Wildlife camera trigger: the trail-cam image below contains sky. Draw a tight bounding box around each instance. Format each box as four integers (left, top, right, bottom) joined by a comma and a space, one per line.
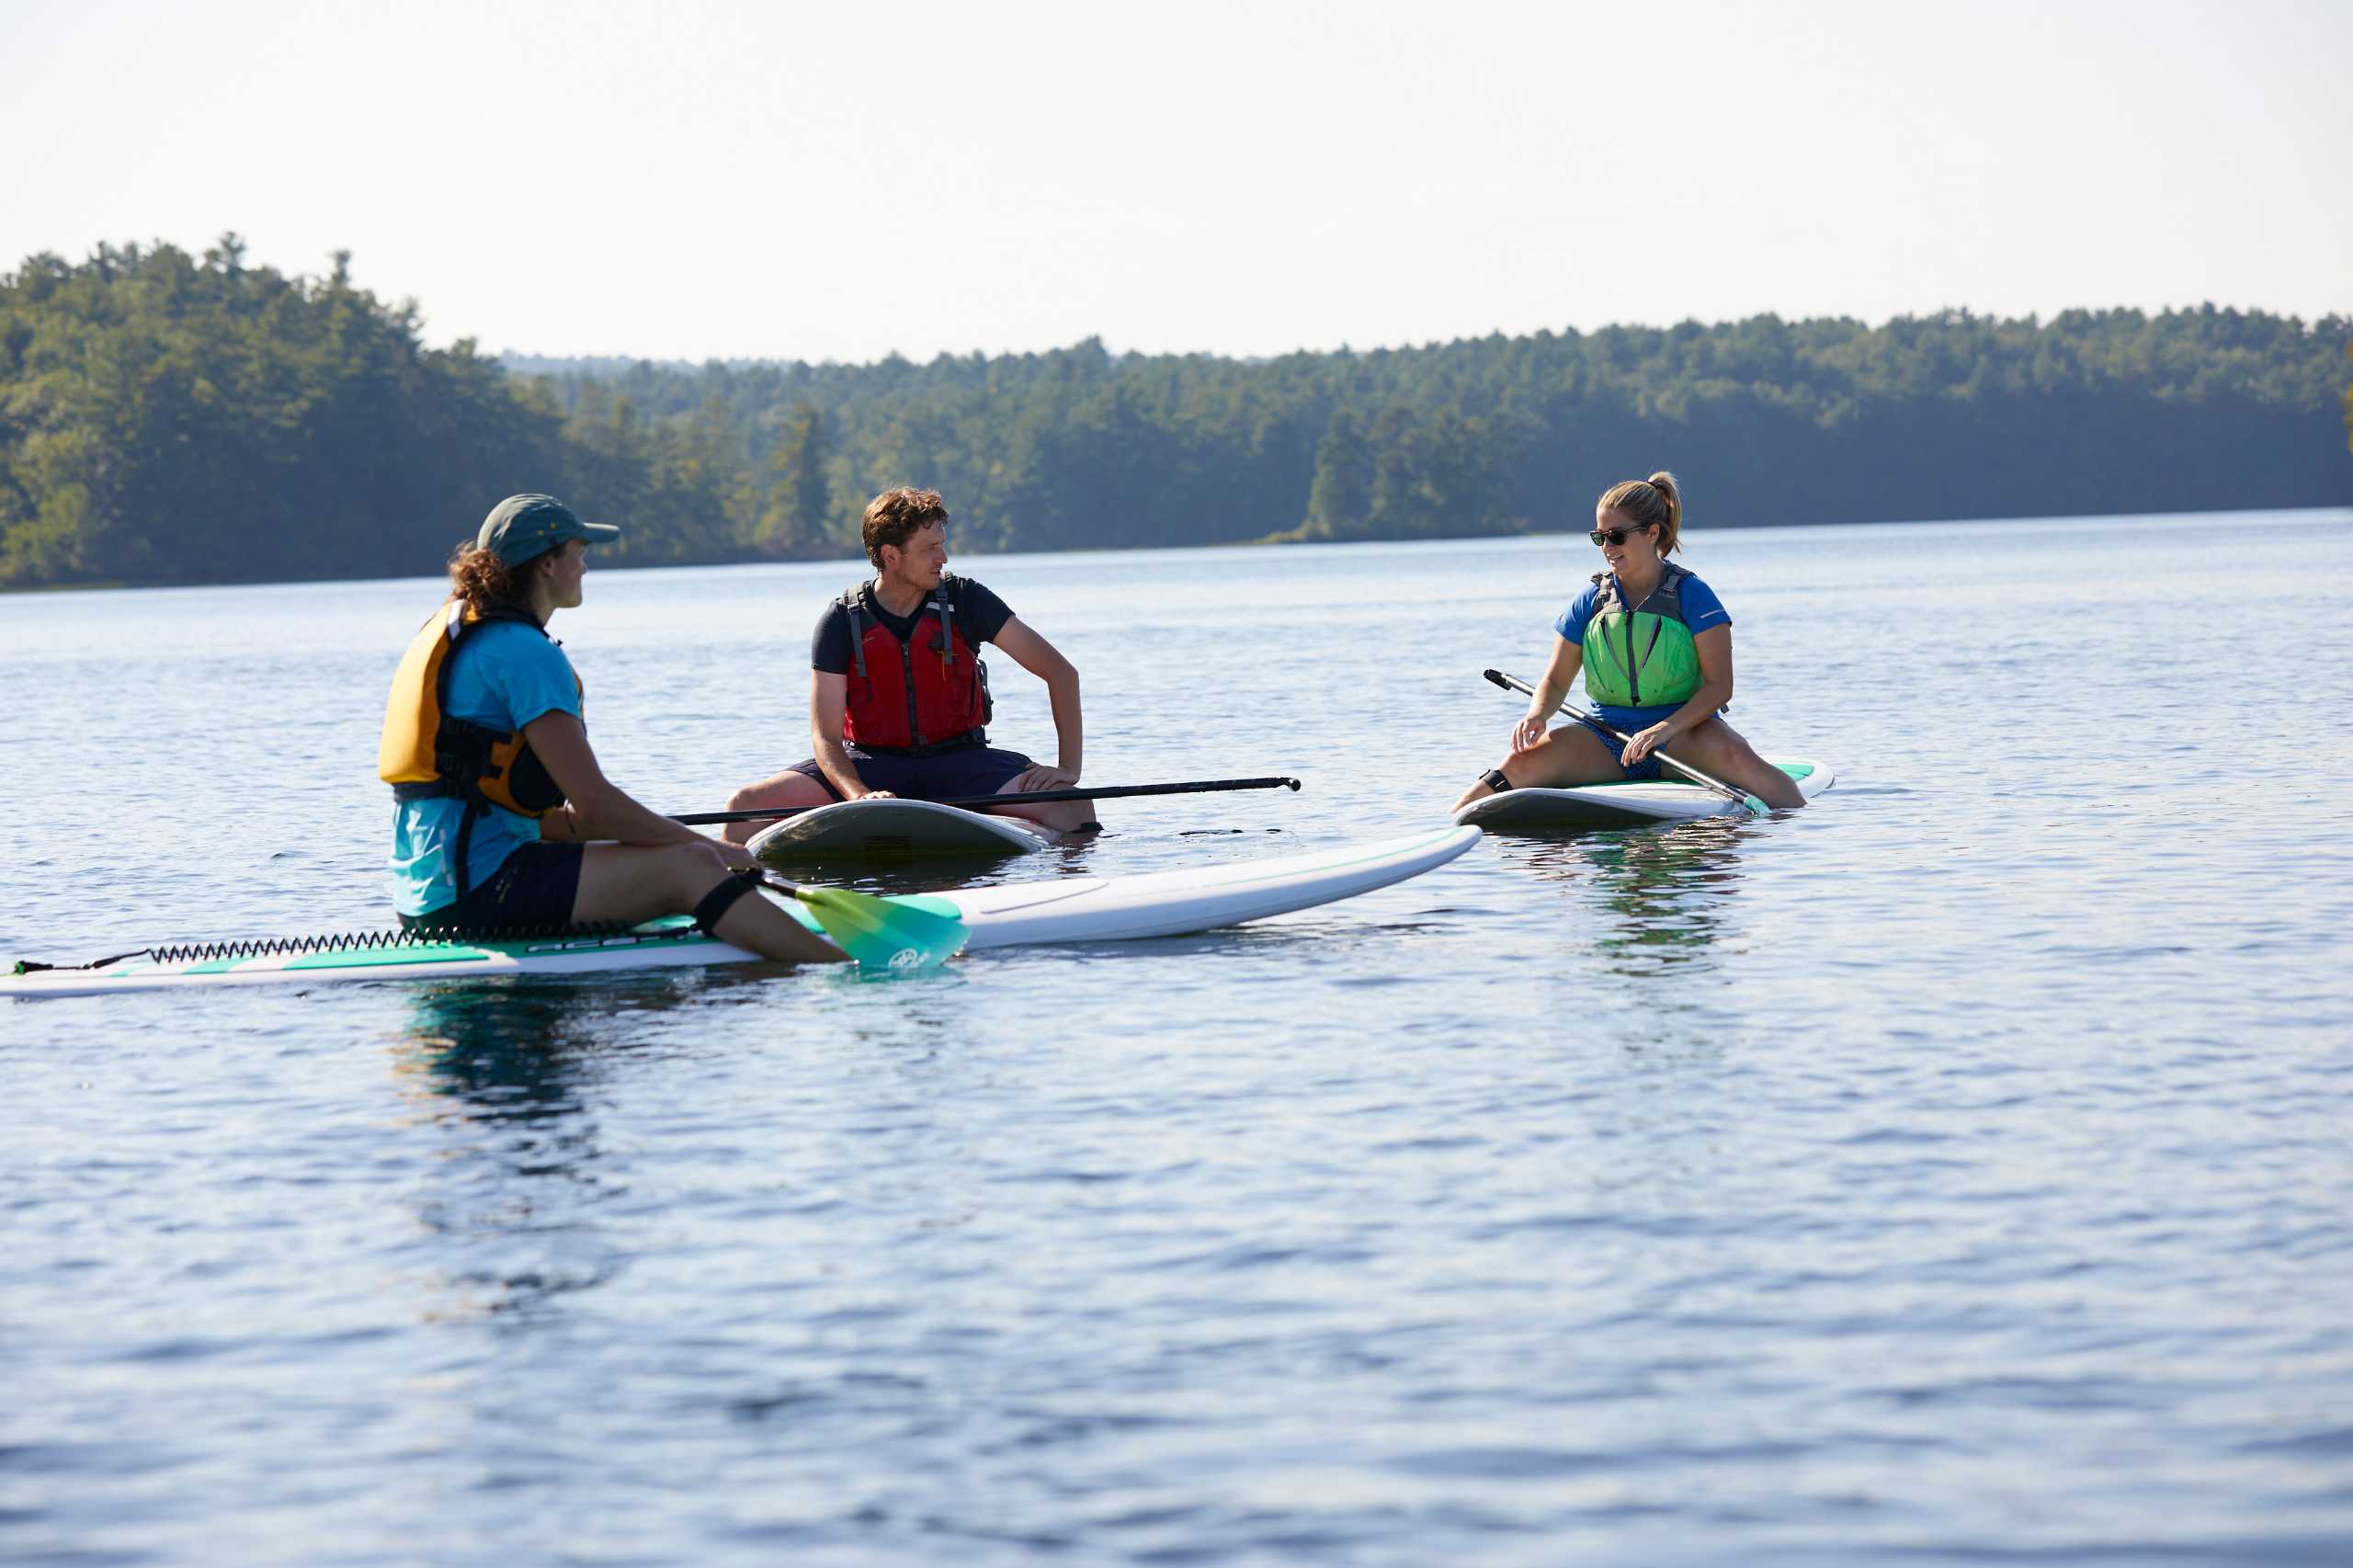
3, 0, 2347, 365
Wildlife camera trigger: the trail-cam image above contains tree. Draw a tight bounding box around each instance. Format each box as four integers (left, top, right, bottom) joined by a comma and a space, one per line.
6, 247, 2350, 590
1301, 407, 1370, 539
754, 403, 833, 557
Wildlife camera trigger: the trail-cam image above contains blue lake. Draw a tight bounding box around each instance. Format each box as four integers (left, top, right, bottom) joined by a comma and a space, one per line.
4, 508, 2351, 1564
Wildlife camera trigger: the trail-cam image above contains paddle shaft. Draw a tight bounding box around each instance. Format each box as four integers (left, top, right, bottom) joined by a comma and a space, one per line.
1482, 668, 1762, 811
673, 776, 1301, 827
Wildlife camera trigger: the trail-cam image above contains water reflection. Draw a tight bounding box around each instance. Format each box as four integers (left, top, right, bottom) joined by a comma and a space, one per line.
387, 978, 702, 1324
1506, 819, 1748, 979
385, 967, 967, 1323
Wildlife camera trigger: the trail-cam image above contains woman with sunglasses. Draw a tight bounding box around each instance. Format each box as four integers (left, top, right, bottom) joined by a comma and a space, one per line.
1451, 471, 1807, 812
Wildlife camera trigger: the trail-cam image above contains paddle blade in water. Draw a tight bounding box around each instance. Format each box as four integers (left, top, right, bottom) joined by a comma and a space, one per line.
795, 886, 967, 970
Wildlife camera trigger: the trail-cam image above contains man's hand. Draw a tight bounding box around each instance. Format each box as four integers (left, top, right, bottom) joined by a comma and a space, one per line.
1007, 765, 1078, 795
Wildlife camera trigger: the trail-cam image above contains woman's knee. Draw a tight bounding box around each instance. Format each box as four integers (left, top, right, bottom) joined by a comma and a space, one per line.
1683, 717, 1750, 761
664, 840, 732, 899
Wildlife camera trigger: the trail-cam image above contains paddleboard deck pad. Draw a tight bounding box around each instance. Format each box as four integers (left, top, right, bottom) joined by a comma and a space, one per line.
3, 826, 1481, 997
1454, 759, 1834, 831
747, 797, 1057, 862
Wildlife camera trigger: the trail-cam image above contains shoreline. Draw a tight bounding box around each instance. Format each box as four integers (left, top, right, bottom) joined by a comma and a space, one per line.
8, 503, 2347, 597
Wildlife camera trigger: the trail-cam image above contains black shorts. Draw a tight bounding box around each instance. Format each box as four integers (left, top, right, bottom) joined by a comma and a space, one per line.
789, 745, 1036, 803
401, 840, 585, 932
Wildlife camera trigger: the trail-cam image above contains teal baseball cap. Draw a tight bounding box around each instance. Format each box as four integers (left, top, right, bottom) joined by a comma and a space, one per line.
476, 494, 620, 566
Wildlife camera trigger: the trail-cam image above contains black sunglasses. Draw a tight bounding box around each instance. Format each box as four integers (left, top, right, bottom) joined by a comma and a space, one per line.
1588, 523, 1657, 547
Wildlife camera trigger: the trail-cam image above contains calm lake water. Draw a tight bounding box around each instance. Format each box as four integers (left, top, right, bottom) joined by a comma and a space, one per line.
5, 508, 2351, 1565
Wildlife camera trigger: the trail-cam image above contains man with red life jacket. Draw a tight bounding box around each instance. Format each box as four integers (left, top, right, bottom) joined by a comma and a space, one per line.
721, 487, 1096, 840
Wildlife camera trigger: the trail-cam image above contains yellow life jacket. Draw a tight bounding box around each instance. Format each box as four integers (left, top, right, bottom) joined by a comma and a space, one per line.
379, 599, 574, 825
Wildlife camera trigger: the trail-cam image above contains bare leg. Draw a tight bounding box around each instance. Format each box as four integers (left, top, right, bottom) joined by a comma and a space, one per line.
572, 841, 846, 963
717, 767, 836, 845
1450, 724, 1625, 812
1649, 716, 1807, 809
985, 783, 1098, 835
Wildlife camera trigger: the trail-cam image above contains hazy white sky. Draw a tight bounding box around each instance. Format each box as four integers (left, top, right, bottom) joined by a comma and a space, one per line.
4, 0, 2347, 363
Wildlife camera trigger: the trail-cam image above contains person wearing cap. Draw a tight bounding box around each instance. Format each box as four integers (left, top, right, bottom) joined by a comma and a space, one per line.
377, 494, 845, 963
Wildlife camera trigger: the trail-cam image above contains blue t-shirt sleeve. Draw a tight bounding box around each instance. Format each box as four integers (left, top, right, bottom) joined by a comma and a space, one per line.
1553, 582, 1603, 645
446, 623, 582, 733
1554, 574, 1732, 642
1680, 574, 1732, 634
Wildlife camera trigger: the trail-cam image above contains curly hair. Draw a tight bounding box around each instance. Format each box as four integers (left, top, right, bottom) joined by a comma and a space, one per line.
860, 487, 949, 569
447, 542, 539, 617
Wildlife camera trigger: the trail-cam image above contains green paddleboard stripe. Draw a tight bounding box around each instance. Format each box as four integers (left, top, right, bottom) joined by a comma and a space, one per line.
201, 916, 722, 973
282, 944, 494, 971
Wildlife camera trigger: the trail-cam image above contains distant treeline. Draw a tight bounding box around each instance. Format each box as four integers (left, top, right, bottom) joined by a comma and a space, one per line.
3, 234, 2348, 588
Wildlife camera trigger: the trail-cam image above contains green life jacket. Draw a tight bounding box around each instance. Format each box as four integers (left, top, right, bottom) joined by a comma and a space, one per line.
1581, 563, 1702, 709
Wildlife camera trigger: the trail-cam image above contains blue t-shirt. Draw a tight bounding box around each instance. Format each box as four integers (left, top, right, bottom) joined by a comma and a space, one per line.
1552, 570, 1732, 732
389, 620, 583, 916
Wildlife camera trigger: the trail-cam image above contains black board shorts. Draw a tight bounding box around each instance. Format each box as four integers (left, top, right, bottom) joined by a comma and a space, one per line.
789, 745, 1035, 803
400, 840, 585, 932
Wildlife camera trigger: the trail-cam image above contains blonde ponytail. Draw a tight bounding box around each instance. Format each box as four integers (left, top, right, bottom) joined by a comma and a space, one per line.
1597, 470, 1684, 555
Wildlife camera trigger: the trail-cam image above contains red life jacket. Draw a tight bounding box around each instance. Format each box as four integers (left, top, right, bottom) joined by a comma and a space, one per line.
839, 576, 994, 753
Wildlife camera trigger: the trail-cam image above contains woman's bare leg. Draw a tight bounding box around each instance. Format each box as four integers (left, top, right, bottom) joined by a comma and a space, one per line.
572, 841, 846, 963
1450, 724, 1626, 812
1653, 716, 1807, 808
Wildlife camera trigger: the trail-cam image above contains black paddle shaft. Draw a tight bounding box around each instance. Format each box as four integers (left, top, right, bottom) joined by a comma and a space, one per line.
673, 775, 1301, 827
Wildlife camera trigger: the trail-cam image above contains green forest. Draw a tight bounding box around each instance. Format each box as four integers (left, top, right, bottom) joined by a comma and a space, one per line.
4, 234, 2348, 589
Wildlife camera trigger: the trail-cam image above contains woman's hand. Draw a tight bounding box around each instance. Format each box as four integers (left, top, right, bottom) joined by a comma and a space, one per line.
1620, 722, 1675, 766
710, 835, 762, 873
853, 788, 897, 801
1511, 711, 1548, 753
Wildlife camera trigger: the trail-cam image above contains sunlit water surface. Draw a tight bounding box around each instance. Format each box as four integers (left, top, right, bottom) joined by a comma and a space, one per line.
4, 509, 2350, 1564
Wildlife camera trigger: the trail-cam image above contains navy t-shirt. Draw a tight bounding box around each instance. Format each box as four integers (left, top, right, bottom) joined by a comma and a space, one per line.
813, 576, 1014, 673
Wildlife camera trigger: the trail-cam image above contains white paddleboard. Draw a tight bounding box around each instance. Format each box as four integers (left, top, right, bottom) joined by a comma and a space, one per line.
2, 826, 1482, 996
748, 797, 1059, 862
1454, 759, 1834, 831
938, 823, 1478, 948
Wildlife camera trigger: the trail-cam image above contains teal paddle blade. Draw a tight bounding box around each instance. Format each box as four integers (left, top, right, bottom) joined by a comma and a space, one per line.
793, 885, 967, 970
